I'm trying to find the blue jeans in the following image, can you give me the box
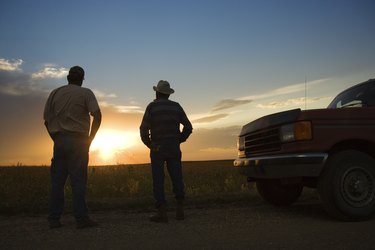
[48,134,89,222]
[150,139,185,206]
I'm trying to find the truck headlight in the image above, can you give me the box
[280,121,312,142]
[237,136,245,151]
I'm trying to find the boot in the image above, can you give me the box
[76,217,98,229]
[149,203,168,223]
[176,199,184,220]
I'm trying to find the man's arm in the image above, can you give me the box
[140,106,152,148]
[44,121,54,140]
[180,107,193,143]
[89,110,102,146]
[140,121,151,148]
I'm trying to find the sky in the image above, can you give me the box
[0,0,374,165]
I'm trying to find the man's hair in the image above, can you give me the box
[156,91,170,99]
[67,66,85,84]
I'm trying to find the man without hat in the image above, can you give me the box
[44,66,101,229]
[140,80,193,222]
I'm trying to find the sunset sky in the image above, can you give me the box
[1,0,374,165]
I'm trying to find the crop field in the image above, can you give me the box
[0,160,256,214]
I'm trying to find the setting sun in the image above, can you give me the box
[90,129,138,162]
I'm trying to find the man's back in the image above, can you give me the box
[44,84,99,135]
[148,99,185,140]
[140,98,192,145]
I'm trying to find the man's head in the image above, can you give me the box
[67,66,85,85]
[153,80,174,99]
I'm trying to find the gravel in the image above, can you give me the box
[1,199,375,250]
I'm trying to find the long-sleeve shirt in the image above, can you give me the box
[140,98,193,148]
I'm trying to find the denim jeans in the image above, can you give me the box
[150,138,185,206]
[48,134,89,222]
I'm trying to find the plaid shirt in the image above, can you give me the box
[140,98,192,148]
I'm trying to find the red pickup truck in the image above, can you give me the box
[234,79,375,220]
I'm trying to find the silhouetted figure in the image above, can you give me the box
[140,80,193,222]
[43,66,101,229]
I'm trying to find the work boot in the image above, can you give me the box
[176,200,184,220]
[149,203,168,223]
[76,217,98,229]
[48,220,62,229]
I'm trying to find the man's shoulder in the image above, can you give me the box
[70,86,97,99]
[58,85,97,102]
[146,100,184,115]
[50,85,66,93]
[167,99,180,106]
[167,100,183,110]
[153,99,180,106]
[78,86,94,94]
[53,84,91,93]
[149,99,181,109]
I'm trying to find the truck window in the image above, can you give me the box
[328,81,375,108]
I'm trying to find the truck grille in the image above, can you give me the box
[244,127,280,155]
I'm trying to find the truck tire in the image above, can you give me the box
[256,179,303,206]
[318,150,375,221]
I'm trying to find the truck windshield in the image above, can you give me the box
[327,80,375,109]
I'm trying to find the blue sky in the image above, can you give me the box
[0,0,374,165]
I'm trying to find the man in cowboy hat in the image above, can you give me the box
[140,80,193,222]
[44,66,101,229]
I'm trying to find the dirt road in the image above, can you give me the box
[1,198,374,250]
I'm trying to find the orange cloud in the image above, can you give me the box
[192,113,228,123]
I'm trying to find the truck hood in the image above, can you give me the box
[240,109,301,136]
[240,107,375,136]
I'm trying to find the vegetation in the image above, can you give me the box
[0,160,255,214]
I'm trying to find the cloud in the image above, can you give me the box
[99,104,144,131]
[0,57,142,114]
[207,78,330,113]
[93,89,144,114]
[0,69,44,96]
[0,82,40,96]
[0,59,70,96]
[238,78,329,101]
[192,113,229,123]
[93,89,117,99]
[211,99,253,112]
[31,66,68,80]
[182,126,241,160]
[99,101,143,114]
[256,96,332,109]
[188,126,240,147]
[0,58,23,71]
[115,105,144,114]
[199,147,236,154]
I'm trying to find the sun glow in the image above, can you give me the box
[90,129,138,161]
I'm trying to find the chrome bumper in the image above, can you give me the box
[233,153,328,178]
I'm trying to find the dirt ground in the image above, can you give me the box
[1,198,375,250]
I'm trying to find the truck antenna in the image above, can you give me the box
[304,75,307,110]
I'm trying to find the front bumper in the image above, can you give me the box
[233,153,328,179]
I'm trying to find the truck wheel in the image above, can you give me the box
[256,179,303,206]
[318,150,375,221]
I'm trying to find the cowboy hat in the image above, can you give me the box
[153,80,174,94]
